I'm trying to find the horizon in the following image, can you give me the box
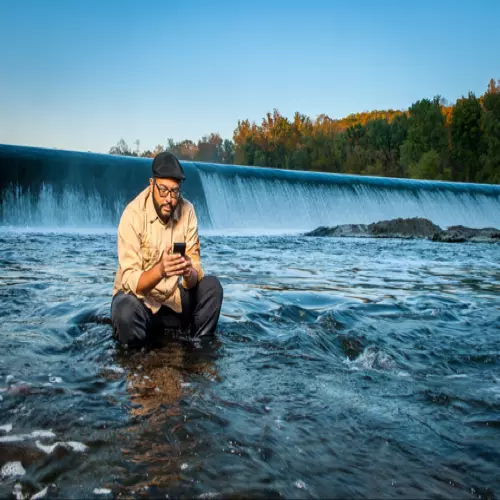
[1,0,498,154]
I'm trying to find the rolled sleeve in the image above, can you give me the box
[181,205,204,289]
[117,211,144,298]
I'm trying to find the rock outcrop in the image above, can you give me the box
[305,218,500,244]
[368,217,441,239]
[432,226,500,243]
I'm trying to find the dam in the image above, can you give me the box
[1,144,499,231]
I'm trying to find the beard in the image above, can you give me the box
[152,195,177,224]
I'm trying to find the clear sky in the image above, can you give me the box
[1,0,498,154]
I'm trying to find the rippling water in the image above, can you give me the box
[0,231,499,499]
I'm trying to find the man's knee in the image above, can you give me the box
[111,292,149,346]
[199,275,223,306]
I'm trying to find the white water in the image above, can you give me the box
[0,184,123,229]
[198,170,500,231]
[2,170,500,232]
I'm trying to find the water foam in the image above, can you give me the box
[0,461,26,479]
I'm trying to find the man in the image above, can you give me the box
[111,151,223,346]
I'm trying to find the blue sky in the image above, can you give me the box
[0,0,498,154]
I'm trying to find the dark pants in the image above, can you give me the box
[111,275,223,346]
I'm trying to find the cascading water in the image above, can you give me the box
[1,144,500,232]
[196,165,500,231]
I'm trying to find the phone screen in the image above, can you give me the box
[173,242,186,257]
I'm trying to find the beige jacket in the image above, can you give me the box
[112,187,204,313]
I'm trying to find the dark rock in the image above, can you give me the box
[0,443,46,466]
[304,224,369,237]
[368,217,442,239]
[305,217,441,239]
[305,217,500,244]
[432,226,500,243]
[337,334,364,360]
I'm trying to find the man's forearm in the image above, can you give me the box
[136,263,164,296]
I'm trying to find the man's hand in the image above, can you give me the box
[136,246,193,296]
[159,246,189,278]
[181,254,193,278]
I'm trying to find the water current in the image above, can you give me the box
[0,231,499,499]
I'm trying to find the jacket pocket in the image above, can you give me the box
[141,241,160,271]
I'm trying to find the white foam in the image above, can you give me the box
[6,375,14,384]
[31,487,49,499]
[344,347,395,371]
[105,365,125,374]
[0,423,13,433]
[31,430,56,438]
[295,480,307,489]
[93,488,112,495]
[12,483,28,500]
[0,435,27,443]
[35,440,88,454]
[35,441,57,454]
[66,441,88,452]
[1,461,26,479]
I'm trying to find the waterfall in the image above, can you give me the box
[1,145,499,232]
[196,164,500,231]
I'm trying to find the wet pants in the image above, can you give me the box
[111,276,223,346]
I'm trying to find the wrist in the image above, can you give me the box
[157,263,166,279]
[183,268,197,288]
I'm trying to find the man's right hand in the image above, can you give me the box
[158,246,188,278]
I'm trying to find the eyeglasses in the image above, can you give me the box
[154,179,181,199]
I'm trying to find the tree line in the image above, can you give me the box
[109,78,500,184]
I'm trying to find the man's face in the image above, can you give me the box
[150,177,181,223]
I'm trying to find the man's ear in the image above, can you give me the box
[149,178,154,191]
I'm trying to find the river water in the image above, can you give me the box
[0,231,499,499]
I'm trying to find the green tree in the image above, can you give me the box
[478,82,500,183]
[409,149,451,180]
[450,92,483,182]
[109,139,136,156]
[221,139,235,164]
[401,97,449,180]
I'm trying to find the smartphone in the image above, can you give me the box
[173,242,186,257]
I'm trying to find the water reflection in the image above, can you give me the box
[115,336,221,418]
[104,338,222,495]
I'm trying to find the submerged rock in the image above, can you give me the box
[305,217,500,244]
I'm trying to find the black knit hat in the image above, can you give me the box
[152,152,185,180]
